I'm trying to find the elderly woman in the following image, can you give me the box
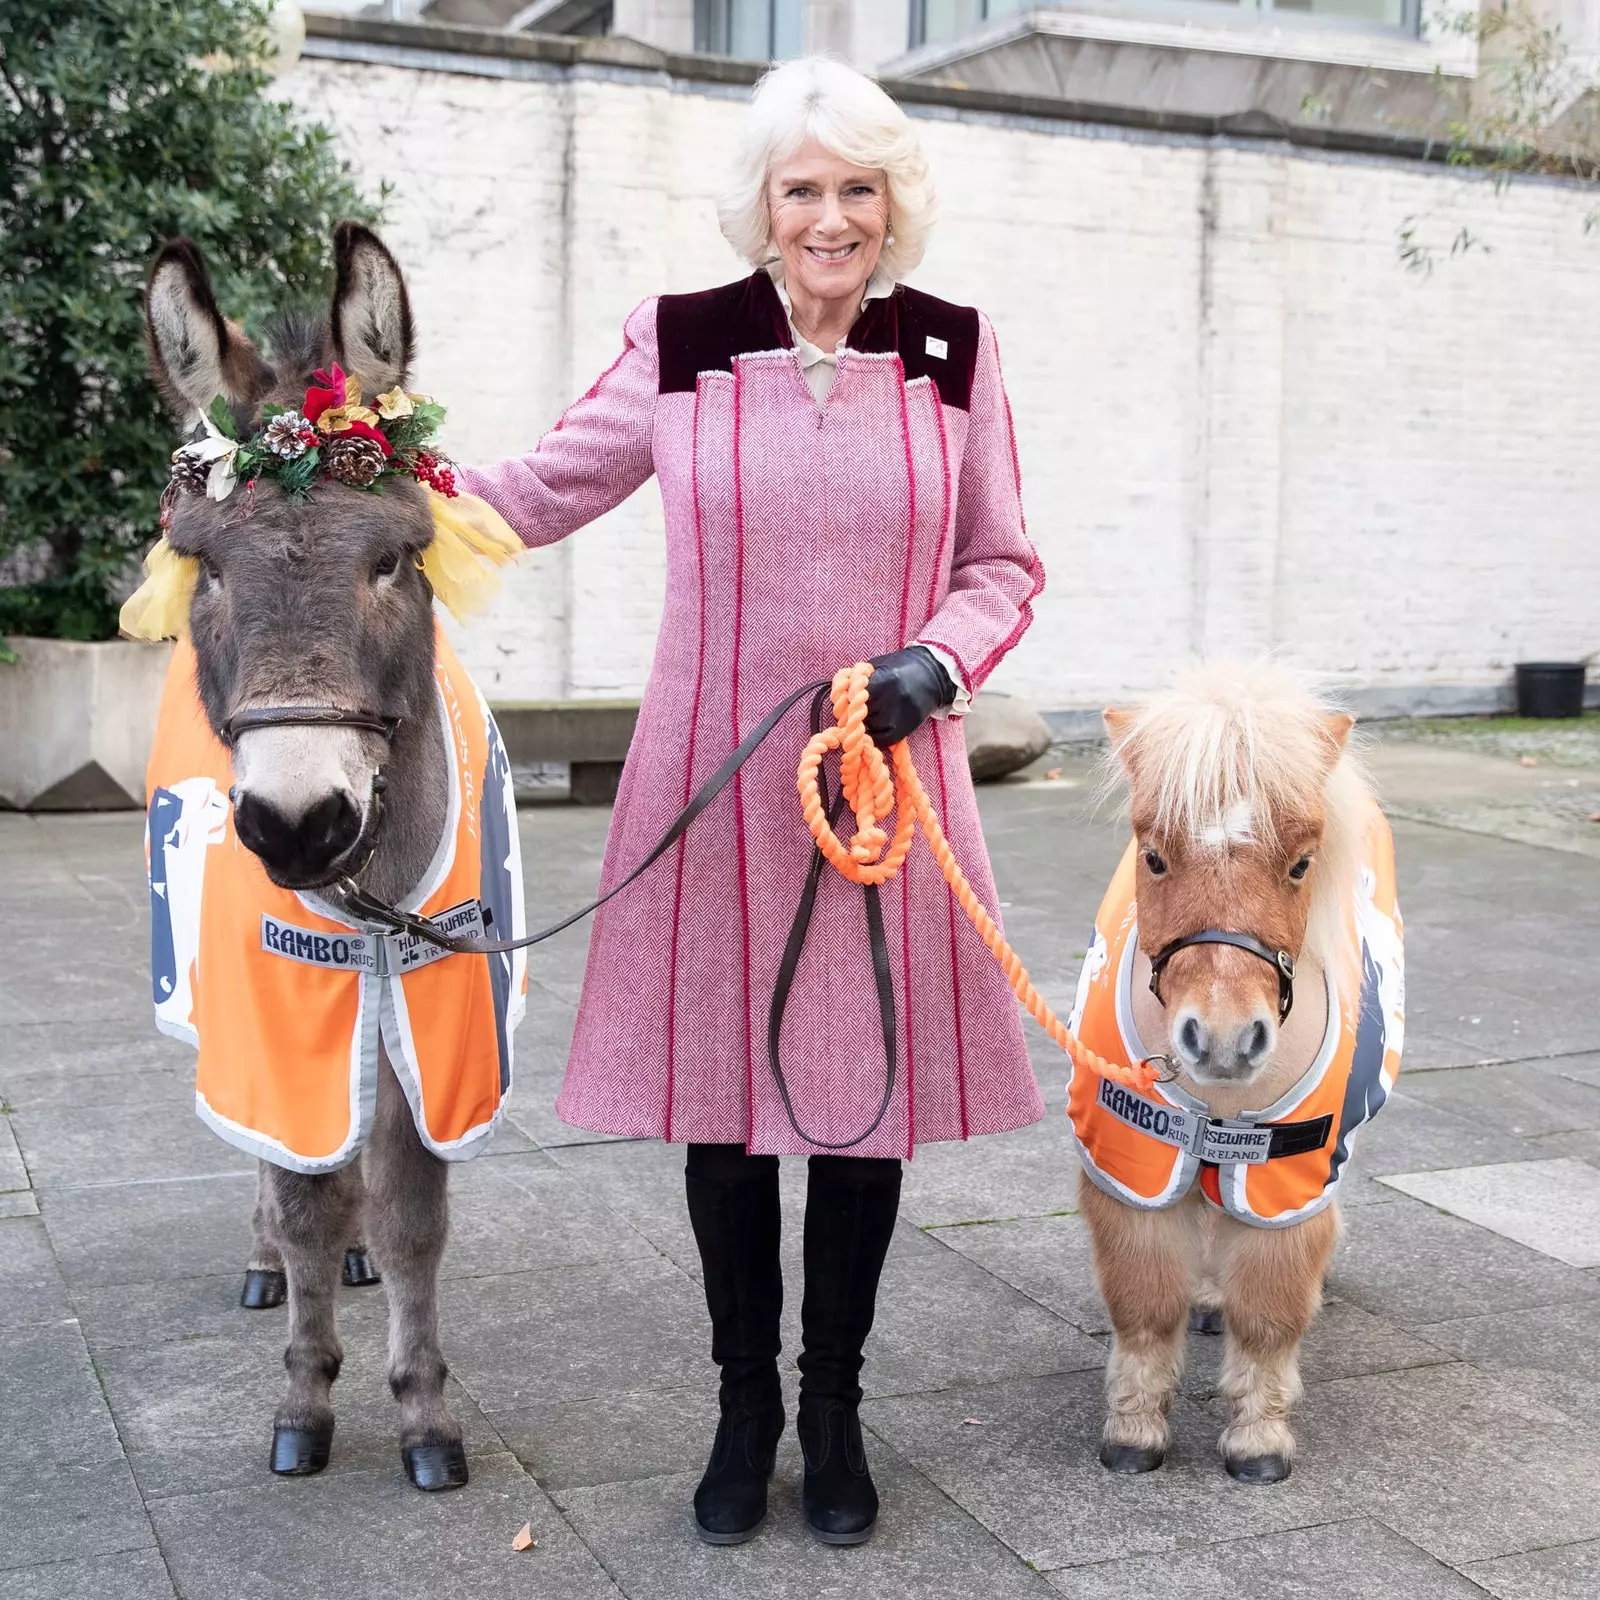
[462,57,1044,1546]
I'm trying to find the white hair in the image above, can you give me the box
[717,57,938,283]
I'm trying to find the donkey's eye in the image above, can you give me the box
[1288,855,1313,882]
[1142,848,1168,877]
[372,551,402,582]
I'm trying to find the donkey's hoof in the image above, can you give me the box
[271,1423,333,1475]
[240,1269,287,1311]
[342,1247,382,1288]
[1099,1441,1165,1474]
[1188,1306,1224,1335]
[403,1440,469,1492]
[1226,1452,1292,1485]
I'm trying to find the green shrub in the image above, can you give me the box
[0,0,381,641]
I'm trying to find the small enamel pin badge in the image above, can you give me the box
[925,336,948,360]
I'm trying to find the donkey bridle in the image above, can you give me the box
[1148,930,1298,1025]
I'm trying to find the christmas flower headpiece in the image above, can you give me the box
[168,363,457,501]
[120,369,523,641]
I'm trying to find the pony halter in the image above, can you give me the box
[1147,930,1297,1024]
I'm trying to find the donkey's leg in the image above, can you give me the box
[262,1161,362,1474]
[365,1056,465,1491]
[241,1162,288,1310]
[1188,1202,1225,1335]
[341,1158,383,1290]
[1216,1202,1340,1483]
[1081,1175,1199,1473]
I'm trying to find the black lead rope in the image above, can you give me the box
[764,687,899,1152]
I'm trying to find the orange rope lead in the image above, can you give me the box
[797,663,1161,1096]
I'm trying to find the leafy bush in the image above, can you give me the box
[0,0,380,641]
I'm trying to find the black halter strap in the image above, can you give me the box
[220,706,402,746]
[1148,929,1297,1024]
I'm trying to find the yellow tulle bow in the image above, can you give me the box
[420,491,522,622]
[118,489,522,642]
[119,538,199,642]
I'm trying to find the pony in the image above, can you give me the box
[140,223,515,1491]
[1071,661,1402,1483]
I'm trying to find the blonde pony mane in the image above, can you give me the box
[1103,661,1373,986]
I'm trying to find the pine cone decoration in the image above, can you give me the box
[326,434,388,487]
[169,450,213,496]
[262,411,312,459]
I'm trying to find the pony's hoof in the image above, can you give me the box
[1188,1306,1224,1335]
[403,1440,469,1492]
[240,1269,287,1310]
[342,1247,381,1288]
[1226,1452,1292,1484]
[271,1423,332,1475]
[1099,1441,1165,1474]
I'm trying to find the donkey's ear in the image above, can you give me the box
[1103,707,1138,769]
[1318,711,1355,763]
[330,222,414,396]
[146,239,271,418]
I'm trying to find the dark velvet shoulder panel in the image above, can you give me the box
[657,274,793,394]
[655,272,981,411]
[851,285,981,412]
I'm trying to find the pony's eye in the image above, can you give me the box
[1288,856,1313,882]
[1142,848,1168,877]
[372,551,402,582]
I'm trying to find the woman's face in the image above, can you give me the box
[766,141,890,312]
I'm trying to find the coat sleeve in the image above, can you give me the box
[457,298,660,548]
[915,312,1045,696]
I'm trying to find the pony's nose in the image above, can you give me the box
[234,788,362,884]
[1173,1010,1209,1069]
[1239,1015,1276,1069]
[1170,1009,1276,1080]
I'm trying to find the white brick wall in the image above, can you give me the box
[283,53,1600,712]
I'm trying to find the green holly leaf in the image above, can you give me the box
[206,395,237,440]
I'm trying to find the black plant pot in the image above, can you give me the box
[1514,662,1587,719]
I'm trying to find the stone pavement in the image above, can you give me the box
[4,735,1600,1599]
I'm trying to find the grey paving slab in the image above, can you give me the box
[899,1112,1082,1227]
[863,1369,1348,1571]
[1397,1060,1600,1137]
[0,1457,156,1573]
[149,1451,622,1599]
[552,1449,1059,1600]
[1328,1189,1600,1326]
[0,1213,71,1330]
[1,1109,30,1192]
[1461,1538,1600,1599]
[2,1015,192,1083]
[1529,1125,1600,1167]
[1416,1297,1600,1426]
[1555,1052,1600,1089]
[5,1549,177,1600]
[1376,1158,1600,1267]
[40,1171,258,1289]
[1044,1516,1487,1599]
[11,1095,250,1190]
[2,1058,193,1114]
[0,1320,127,1473]
[0,1188,39,1216]
[440,1255,711,1411]
[928,1210,1111,1334]
[94,1302,505,1500]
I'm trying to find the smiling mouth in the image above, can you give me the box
[806,242,858,262]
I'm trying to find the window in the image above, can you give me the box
[911,0,1418,47]
[696,0,804,58]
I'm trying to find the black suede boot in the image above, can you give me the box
[685,1144,786,1545]
[797,1154,902,1545]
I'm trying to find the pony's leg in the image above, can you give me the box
[1081,1174,1199,1473]
[341,1159,383,1289]
[261,1161,362,1474]
[1216,1202,1340,1483]
[1189,1202,1225,1335]
[365,1055,465,1492]
[241,1163,288,1310]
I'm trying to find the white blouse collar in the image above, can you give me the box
[766,263,895,371]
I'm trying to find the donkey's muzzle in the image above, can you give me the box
[234,788,363,886]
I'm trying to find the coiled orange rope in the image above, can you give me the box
[797,663,1161,1095]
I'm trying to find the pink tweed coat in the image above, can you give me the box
[462,271,1046,1157]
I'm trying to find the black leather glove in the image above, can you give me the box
[864,646,958,746]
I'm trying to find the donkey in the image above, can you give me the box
[144,224,485,1490]
[1069,663,1403,1482]
[240,1165,379,1310]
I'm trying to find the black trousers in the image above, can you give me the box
[685,1143,902,1410]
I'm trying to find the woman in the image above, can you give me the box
[462,57,1045,1546]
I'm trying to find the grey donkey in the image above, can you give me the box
[241,1163,380,1310]
[145,223,473,1491]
